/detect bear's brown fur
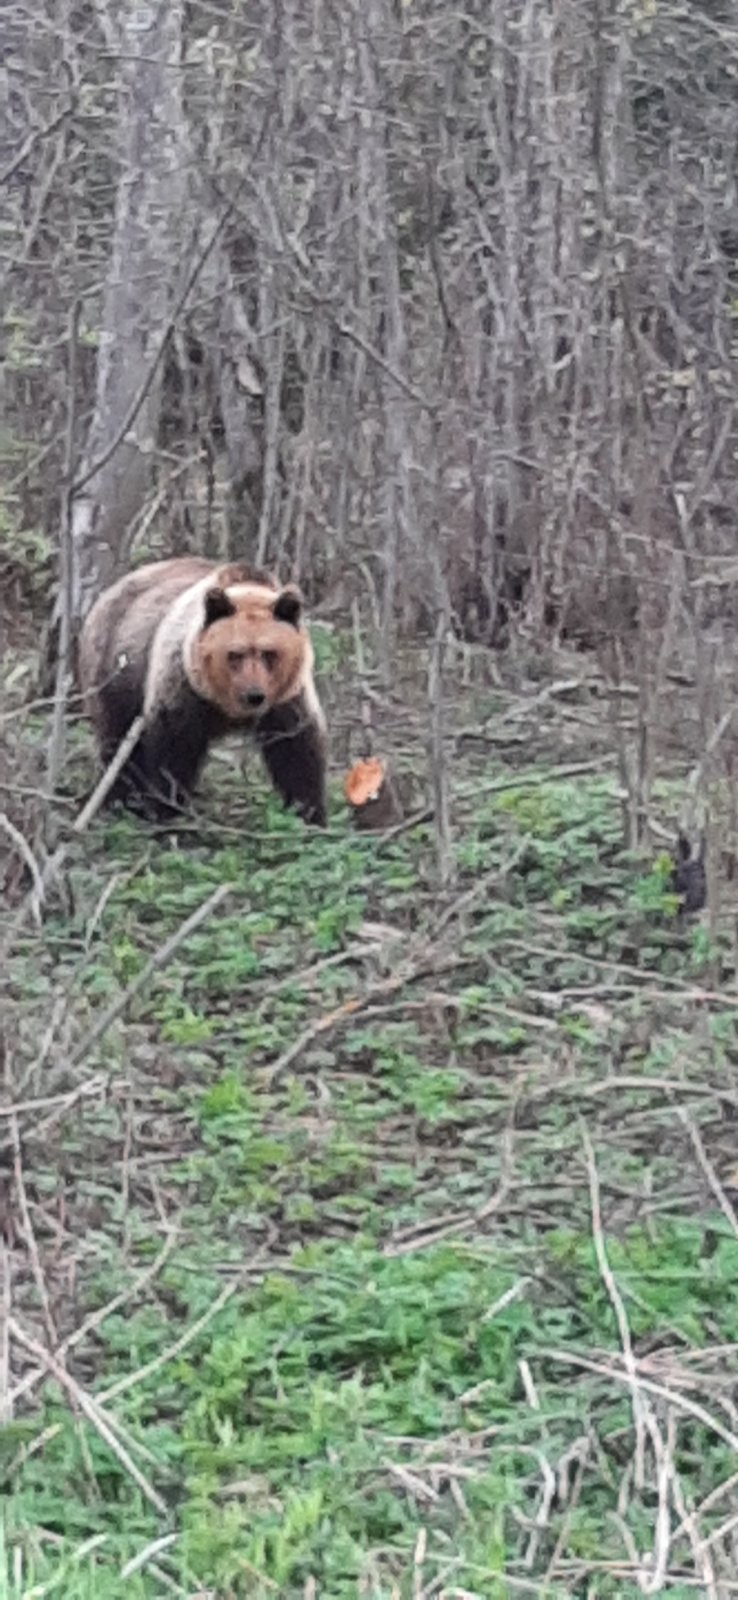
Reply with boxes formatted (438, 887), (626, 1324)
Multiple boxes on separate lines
(77, 557), (327, 823)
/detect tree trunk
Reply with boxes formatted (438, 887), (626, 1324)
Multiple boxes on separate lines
(57, 0), (188, 640)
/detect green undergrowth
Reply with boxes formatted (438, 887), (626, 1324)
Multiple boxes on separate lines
(4, 752), (738, 1596)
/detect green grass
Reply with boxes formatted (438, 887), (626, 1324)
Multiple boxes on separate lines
(3, 722), (738, 1597)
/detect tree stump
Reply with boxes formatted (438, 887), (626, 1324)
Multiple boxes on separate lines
(343, 756), (405, 831)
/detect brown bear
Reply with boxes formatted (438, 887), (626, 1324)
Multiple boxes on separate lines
(77, 556), (327, 824)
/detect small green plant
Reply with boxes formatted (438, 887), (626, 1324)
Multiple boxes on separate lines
(631, 850), (680, 915)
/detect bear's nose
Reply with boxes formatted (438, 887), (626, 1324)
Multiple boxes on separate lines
(243, 688), (266, 708)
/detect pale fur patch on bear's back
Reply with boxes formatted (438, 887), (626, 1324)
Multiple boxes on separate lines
(78, 556), (214, 711)
(298, 656), (325, 732)
(143, 570), (237, 713)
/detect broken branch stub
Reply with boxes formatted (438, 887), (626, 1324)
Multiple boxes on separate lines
(343, 755), (405, 832)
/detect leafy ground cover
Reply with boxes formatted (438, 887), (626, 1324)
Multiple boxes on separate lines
(3, 639), (738, 1597)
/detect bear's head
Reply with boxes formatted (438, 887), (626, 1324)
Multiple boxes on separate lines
(190, 582), (309, 720)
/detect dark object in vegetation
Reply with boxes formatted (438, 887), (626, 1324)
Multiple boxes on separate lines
(671, 831), (706, 915)
(76, 557), (328, 825)
(344, 756), (405, 831)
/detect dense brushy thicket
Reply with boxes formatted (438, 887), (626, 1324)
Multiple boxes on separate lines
(3, 0), (738, 649)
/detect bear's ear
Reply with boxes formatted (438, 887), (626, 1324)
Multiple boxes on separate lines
(273, 584), (303, 628)
(203, 587), (235, 628)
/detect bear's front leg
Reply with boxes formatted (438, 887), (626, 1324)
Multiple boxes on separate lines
(255, 700), (327, 827)
(113, 691), (217, 819)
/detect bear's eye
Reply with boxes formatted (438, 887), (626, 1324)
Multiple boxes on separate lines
(227, 649), (246, 667)
(261, 650), (278, 669)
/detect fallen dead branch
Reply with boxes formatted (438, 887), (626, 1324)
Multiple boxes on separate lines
(0, 1076), (108, 1122)
(3, 713), (145, 954)
(97, 1244), (270, 1406)
(264, 836), (530, 1084)
(541, 1347), (738, 1457)
(263, 958), (466, 1087)
(8, 1317), (169, 1518)
(0, 812), (46, 926)
(9, 1230), (178, 1411)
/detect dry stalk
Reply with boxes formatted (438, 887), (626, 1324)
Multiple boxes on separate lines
(120, 1533), (179, 1581)
(384, 1131), (514, 1257)
(351, 596), (375, 757)
(0, 1243), (10, 1425)
(263, 961), (447, 1087)
(69, 713), (147, 832)
(678, 1109), (738, 1242)
(9, 1230), (178, 1410)
(0, 812), (45, 925)
(2, 712), (146, 955)
(670, 1441), (720, 1600)
(542, 1348), (738, 1457)
(428, 615), (452, 888)
(0, 1077), (107, 1123)
(9, 1114), (57, 1349)
(46, 297), (80, 792)
(69, 881), (232, 1067)
(8, 1316), (169, 1517)
(582, 1128), (651, 1494)
(97, 1247), (268, 1405)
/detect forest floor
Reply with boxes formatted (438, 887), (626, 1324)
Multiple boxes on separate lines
(3, 625), (738, 1599)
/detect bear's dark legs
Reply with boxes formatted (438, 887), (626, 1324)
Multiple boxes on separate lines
(255, 700), (327, 827)
(95, 711), (148, 814)
(98, 689), (221, 818)
(99, 738), (150, 815)
(133, 704), (216, 816)
(89, 653), (148, 809)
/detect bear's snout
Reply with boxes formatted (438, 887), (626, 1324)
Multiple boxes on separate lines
(241, 687), (266, 710)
